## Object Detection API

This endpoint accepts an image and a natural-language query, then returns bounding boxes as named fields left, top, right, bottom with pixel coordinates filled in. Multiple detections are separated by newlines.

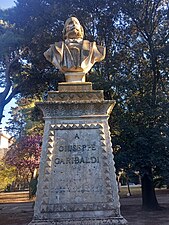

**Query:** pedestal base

left=29, top=217, right=127, bottom=225
left=65, top=72, right=85, bottom=82
left=29, top=220, right=55, bottom=225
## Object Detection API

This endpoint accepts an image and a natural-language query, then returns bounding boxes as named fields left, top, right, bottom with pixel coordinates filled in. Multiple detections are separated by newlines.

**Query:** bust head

left=63, top=17, right=84, bottom=40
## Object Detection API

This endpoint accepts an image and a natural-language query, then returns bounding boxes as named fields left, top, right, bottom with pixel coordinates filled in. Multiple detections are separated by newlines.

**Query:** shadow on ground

left=0, top=190, right=169, bottom=225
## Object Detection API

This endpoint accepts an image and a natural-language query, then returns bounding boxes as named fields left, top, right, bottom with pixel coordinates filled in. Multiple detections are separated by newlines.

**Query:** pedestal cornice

left=37, top=100, right=116, bottom=118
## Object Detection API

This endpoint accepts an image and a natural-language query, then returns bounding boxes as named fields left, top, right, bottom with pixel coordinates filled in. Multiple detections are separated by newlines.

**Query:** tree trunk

left=126, top=176, right=132, bottom=196
left=0, top=104, right=5, bottom=125
left=141, top=166, right=161, bottom=211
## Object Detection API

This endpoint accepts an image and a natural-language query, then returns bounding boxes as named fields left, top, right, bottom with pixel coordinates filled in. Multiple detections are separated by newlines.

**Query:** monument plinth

left=64, top=72, right=86, bottom=82
left=29, top=82, right=127, bottom=225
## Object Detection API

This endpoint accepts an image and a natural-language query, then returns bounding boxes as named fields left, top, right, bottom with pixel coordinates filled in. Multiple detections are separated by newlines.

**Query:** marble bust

left=44, top=17, right=106, bottom=82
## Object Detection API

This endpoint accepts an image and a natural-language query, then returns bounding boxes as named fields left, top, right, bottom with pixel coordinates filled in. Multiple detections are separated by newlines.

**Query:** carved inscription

left=55, top=142, right=99, bottom=165
left=49, top=127, right=106, bottom=205
left=54, top=156, right=99, bottom=165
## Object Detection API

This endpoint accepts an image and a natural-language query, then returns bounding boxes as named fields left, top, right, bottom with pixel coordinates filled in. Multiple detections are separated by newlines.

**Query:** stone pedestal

left=65, top=72, right=86, bottom=82
left=29, top=82, right=127, bottom=225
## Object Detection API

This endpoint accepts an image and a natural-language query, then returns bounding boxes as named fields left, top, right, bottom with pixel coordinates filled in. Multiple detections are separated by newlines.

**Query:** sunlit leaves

left=0, top=161, right=16, bottom=191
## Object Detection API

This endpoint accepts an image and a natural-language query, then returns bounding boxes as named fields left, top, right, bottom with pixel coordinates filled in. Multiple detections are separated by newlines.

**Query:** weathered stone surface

left=58, top=82, right=92, bottom=92
left=47, top=91, right=104, bottom=102
left=48, top=82, right=104, bottom=102
left=37, top=101, right=115, bottom=118
left=29, top=220, right=55, bottom=225
left=29, top=217, right=127, bottom=225
left=29, top=85, right=127, bottom=225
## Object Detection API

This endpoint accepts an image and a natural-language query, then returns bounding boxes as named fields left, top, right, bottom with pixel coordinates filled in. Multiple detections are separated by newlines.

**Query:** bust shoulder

left=54, top=41, right=64, bottom=48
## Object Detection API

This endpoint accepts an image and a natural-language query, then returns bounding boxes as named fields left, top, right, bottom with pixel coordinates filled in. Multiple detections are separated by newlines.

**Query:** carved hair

left=62, top=17, right=84, bottom=40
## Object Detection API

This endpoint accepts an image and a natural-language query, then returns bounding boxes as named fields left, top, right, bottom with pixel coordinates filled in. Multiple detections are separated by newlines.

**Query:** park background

left=0, top=1, right=169, bottom=223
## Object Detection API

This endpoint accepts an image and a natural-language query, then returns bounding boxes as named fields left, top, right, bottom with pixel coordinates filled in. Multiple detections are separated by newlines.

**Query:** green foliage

left=153, top=176, right=166, bottom=188
left=5, top=97, right=44, bottom=138
left=29, top=177, right=38, bottom=199
left=0, top=21, right=23, bottom=57
left=110, top=0, right=169, bottom=180
left=0, top=160, right=16, bottom=191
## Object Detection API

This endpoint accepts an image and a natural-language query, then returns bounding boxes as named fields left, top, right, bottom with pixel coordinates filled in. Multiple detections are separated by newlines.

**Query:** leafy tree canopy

left=5, top=135, right=42, bottom=179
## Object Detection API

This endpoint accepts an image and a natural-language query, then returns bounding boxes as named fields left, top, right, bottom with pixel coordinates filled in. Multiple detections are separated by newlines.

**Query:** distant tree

left=5, top=105, right=26, bottom=138
left=0, top=160, right=16, bottom=191
left=5, top=97, right=44, bottom=138
left=5, top=135, right=42, bottom=179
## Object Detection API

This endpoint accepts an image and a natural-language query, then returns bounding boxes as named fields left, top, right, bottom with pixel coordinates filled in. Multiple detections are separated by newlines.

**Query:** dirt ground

left=0, top=189, right=169, bottom=225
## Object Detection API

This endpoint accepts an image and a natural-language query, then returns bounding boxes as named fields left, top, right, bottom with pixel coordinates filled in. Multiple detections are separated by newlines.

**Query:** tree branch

left=1, top=47, right=29, bottom=101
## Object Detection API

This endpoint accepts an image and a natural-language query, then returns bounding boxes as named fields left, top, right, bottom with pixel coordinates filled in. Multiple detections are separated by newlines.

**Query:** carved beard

left=66, top=28, right=81, bottom=39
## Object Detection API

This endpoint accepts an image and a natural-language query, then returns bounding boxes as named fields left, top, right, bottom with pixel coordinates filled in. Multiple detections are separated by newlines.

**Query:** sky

left=0, top=0, right=16, bottom=132
left=0, top=89, right=16, bottom=132
left=0, top=0, right=15, bottom=9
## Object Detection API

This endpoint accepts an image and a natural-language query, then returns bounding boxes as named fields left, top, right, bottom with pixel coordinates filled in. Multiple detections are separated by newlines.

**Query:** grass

left=119, top=185, right=142, bottom=197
